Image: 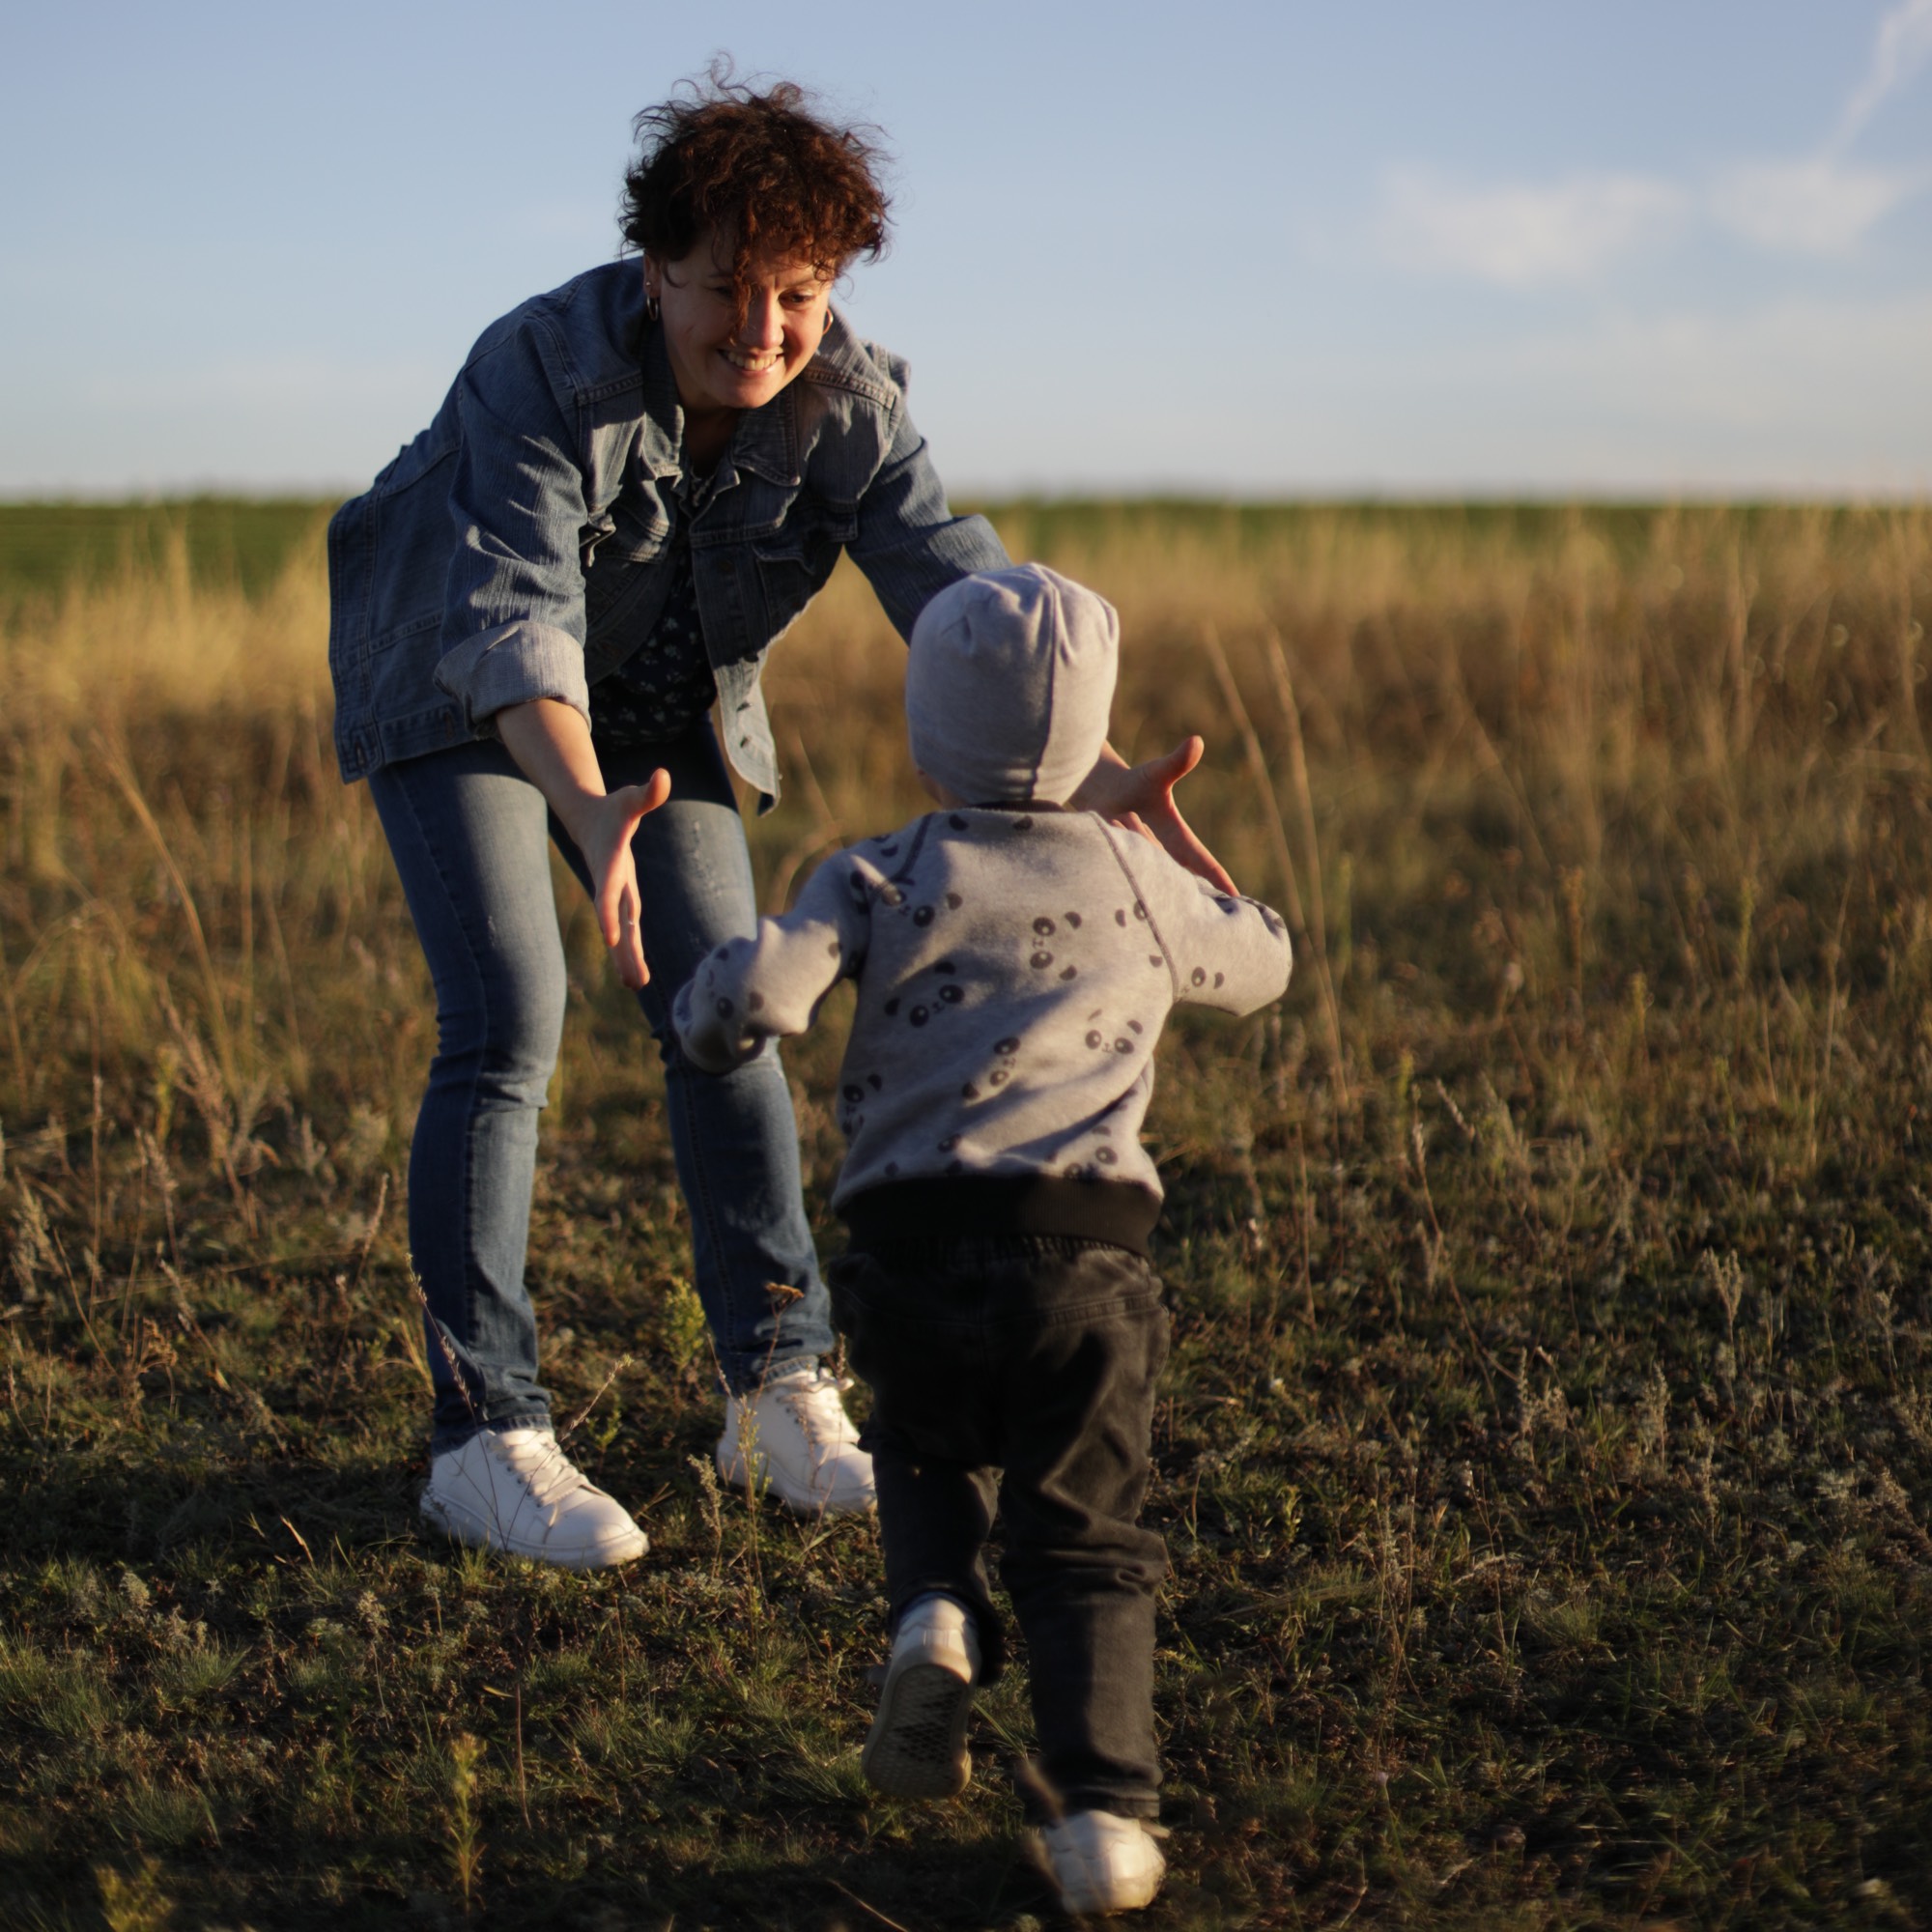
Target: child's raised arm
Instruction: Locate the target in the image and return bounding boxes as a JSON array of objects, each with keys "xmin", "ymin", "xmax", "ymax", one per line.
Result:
[
  {"xmin": 672, "ymin": 853, "xmax": 871, "ymax": 1073},
  {"xmin": 1105, "ymin": 829, "xmax": 1293, "ymax": 1018}
]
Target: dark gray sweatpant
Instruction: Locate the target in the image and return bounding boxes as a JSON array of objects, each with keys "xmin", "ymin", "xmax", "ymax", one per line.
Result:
[{"xmin": 829, "ymin": 1235, "xmax": 1170, "ymax": 1819}]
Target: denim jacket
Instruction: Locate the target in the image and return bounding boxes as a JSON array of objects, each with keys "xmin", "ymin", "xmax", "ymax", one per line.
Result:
[{"xmin": 327, "ymin": 260, "xmax": 1006, "ymax": 803}]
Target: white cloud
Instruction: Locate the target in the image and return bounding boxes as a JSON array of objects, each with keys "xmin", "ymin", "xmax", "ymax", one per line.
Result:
[
  {"xmin": 1838, "ymin": 0, "xmax": 1932, "ymax": 140},
  {"xmin": 1378, "ymin": 147, "xmax": 1926, "ymax": 288},
  {"xmin": 1378, "ymin": 3, "xmax": 1932, "ymax": 292},
  {"xmin": 1378, "ymin": 168, "xmax": 1686, "ymax": 288},
  {"xmin": 1709, "ymin": 155, "xmax": 1927, "ymax": 254}
]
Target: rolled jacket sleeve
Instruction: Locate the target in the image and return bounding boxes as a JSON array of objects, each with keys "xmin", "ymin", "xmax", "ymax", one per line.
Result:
[
  {"xmin": 432, "ymin": 618, "xmax": 590, "ymax": 731},
  {"xmin": 431, "ymin": 326, "xmax": 596, "ymax": 731}
]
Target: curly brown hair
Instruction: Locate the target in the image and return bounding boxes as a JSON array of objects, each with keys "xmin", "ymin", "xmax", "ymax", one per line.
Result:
[{"xmin": 620, "ymin": 68, "xmax": 890, "ymax": 312}]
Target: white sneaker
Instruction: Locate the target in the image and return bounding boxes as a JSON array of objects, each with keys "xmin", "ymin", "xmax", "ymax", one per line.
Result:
[
  {"xmin": 716, "ymin": 1364, "xmax": 876, "ymax": 1516},
  {"xmin": 1038, "ymin": 1810, "xmax": 1167, "ymax": 1916},
  {"xmin": 421, "ymin": 1427, "xmax": 647, "ymax": 1571},
  {"xmin": 862, "ymin": 1593, "xmax": 981, "ymax": 1799}
]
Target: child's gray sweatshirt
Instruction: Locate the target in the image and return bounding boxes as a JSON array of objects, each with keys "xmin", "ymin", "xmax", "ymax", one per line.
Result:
[{"xmin": 672, "ymin": 805, "xmax": 1291, "ymax": 1247}]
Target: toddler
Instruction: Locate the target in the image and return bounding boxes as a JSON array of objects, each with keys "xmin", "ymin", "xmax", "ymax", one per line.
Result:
[{"xmin": 673, "ymin": 563, "xmax": 1290, "ymax": 1915}]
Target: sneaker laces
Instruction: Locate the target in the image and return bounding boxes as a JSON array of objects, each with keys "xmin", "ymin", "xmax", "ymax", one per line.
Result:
[
  {"xmin": 490, "ymin": 1430, "xmax": 591, "ymax": 1511},
  {"xmin": 772, "ymin": 1369, "xmax": 862, "ymax": 1450}
]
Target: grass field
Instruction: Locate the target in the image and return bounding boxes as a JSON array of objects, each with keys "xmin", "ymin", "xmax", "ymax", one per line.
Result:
[{"xmin": 1, "ymin": 497, "xmax": 1929, "ymax": 1930}]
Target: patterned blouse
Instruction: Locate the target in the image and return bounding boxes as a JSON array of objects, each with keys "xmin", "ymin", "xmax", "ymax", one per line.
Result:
[{"xmin": 588, "ymin": 467, "xmax": 720, "ymax": 748}]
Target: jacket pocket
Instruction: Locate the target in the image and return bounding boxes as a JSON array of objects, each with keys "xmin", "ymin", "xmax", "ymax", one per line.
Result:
[
  {"xmin": 371, "ymin": 608, "xmax": 443, "ymax": 658},
  {"xmin": 583, "ymin": 550, "xmax": 663, "ymax": 639},
  {"xmin": 749, "ymin": 508, "xmax": 855, "ymax": 639}
]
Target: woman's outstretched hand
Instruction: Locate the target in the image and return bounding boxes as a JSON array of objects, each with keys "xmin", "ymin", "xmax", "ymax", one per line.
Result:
[
  {"xmin": 583, "ymin": 771, "xmax": 673, "ymax": 988},
  {"xmin": 1072, "ymin": 737, "xmax": 1237, "ymax": 895},
  {"xmin": 496, "ymin": 698, "xmax": 673, "ymax": 990}
]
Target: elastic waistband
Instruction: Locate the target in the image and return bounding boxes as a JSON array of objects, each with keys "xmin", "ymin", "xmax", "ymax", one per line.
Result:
[{"xmin": 838, "ymin": 1176, "xmax": 1161, "ymax": 1256}]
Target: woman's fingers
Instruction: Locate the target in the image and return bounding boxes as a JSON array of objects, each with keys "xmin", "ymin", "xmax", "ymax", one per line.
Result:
[
  {"xmin": 597, "ymin": 856, "xmax": 649, "ymax": 986},
  {"xmin": 1124, "ymin": 738, "xmax": 1238, "ymax": 893},
  {"xmin": 1151, "ymin": 800, "xmax": 1237, "ymax": 894},
  {"xmin": 594, "ymin": 772, "xmax": 672, "ymax": 989},
  {"xmin": 1082, "ymin": 736, "xmax": 1204, "ymax": 820},
  {"xmin": 611, "ymin": 768, "xmax": 672, "ymax": 838},
  {"xmin": 638, "ymin": 768, "xmax": 675, "ymax": 815},
  {"xmin": 612, "ymin": 887, "xmax": 650, "ymax": 989},
  {"xmin": 1147, "ymin": 734, "xmax": 1206, "ymax": 788},
  {"xmin": 1075, "ymin": 737, "xmax": 1236, "ymax": 889}
]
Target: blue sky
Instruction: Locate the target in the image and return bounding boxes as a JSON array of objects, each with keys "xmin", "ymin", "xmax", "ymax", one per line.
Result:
[{"xmin": 2, "ymin": 1, "xmax": 1928, "ymax": 497}]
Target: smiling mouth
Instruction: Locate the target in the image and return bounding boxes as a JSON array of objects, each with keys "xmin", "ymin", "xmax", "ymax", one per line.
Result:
[{"xmin": 723, "ymin": 348, "xmax": 782, "ymax": 374}]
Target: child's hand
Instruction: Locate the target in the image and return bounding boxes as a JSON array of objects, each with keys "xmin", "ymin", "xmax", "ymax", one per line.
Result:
[{"xmin": 1074, "ymin": 737, "xmax": 1238, "ymax": 895}]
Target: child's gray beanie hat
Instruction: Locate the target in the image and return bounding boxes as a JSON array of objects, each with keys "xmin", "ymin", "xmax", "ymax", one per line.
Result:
[{"xmin": 905, "ymin": 563, "xmax": 1119, "ymax": 807}]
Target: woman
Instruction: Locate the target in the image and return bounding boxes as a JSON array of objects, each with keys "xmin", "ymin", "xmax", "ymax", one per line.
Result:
[{"xmin": 327, "ymin": 74, "xmax": 1225, "ymax": 1569}]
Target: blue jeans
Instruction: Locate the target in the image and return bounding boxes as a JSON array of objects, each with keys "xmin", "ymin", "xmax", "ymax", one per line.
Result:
[{"xmin": 368, "ymin": 721, "xmax": 834, "ymax": 1451}]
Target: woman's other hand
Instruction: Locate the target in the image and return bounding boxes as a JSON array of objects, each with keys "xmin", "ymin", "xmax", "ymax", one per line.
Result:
[
  {"xmin": 1073, "ymin": 737, "xmax": 1237, "ymax": 895},
  {"xmin": 496, "ymin": 698, "xmax": 672, "ymax": 989}
]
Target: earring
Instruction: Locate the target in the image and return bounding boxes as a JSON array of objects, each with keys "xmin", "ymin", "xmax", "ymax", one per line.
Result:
[{"xmin": 645, "ymin": 291, "xmax": 662, "ymax": 324}]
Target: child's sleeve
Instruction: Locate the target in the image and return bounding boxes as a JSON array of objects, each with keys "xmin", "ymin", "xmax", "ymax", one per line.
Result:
[
  {"xmin": 1110, "ymin": 831, "xmax": 1293, "ymax": 1016},
  {"xmin": 672, "ymin": 852, "xmax": 870, "ymax": 1074}
]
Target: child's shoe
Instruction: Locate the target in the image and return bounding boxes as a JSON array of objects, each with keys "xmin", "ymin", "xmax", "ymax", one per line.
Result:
[
  {"xmin": 861, "ymin": 1593, "xmax": 980, "ymax": 1798},
  {"xmin": 1038, "ymin": 1809, "xmax": 1167, "ymax": 1916}
]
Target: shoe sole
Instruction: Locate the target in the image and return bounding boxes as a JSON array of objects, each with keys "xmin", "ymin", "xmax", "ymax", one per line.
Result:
[
  {"xmin": 419, "ymin": 1497, "xmax": 647, "ymax": 1571},
  {"xmin": 862, "ymin": 1661, "xmax": 976, "ymax": 1799}
]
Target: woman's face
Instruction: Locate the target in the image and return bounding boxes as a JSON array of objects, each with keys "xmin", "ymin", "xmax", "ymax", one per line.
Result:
[{"xmin": 646, "ymin": 230, "xmax": 835, "ymax": 422}]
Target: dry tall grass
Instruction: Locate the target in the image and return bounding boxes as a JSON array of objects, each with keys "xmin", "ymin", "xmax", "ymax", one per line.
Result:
[
  {"xmin": 3, "ymin": 501, "xmax": 1928, "ymax": 1299},
  {"xmin": 6, "ymin": 505, "xmax": 1926, "ymax": 1115}
]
